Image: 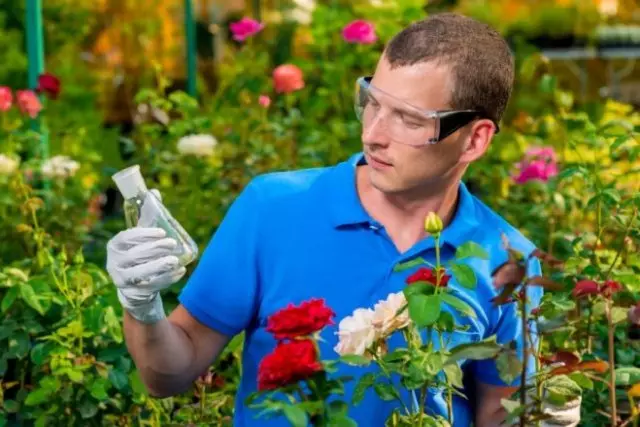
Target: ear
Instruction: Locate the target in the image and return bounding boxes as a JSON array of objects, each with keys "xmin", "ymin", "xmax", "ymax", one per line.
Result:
[{"xmin": 459, "ymin": 119, "xmax": 496, "ymax": 163}]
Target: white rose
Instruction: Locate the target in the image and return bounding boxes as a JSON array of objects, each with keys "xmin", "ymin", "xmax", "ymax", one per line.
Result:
[
  {"xmin": 372, "ymin": 291, "xmax": 410, "ymax": 338},
  {"xmin": 41, "ymin": 155, "xmax": 80, "ymax": 179},
  {"xmin": 0, "ymin": 155, "xmax": 19, "ymax": 175},
  {"xmin": 176, "ymin": 134, "xmax": 217, "ymax": 157},
  {"xmin": 334, "ymin": 308, "xmax": 377, "ymax": 357}
]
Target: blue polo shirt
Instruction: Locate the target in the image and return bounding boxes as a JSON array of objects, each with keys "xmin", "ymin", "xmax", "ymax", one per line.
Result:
[{"xmin": 178, "ymin": 152, "xmax": 542, "ymax": 427}]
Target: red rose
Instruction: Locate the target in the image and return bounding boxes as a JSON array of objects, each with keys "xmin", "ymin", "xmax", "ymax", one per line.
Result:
[
  {"xmin": 572, "ymin": 280, "xmax": 599, "ymax": 298},
  {"xmin": 257, "ymin": 340, "xmax": 322, "ymax": 391},
  {"xmin": 36, "ymin": 73, "xmax": 61, "ymax": 99},
  {"xmin": 266, "ymin": 298, "xmax": 335, "ymax": 340},
  {"xmin": 406, "ymin": 267, "xmax": 450, "ymax": 287},
  {"xmin": 601, "ymin": 280, "xmax": 622, "ymax": 296}
]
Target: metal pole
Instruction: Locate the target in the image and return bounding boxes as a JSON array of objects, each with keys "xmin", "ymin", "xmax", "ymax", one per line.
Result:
[
  {"xmin": 185, "ymin": 0, "xmax": 197, "ymax": 97},
  {"xmin": 26, "ymin": 0, "xmax": 49, "ymax": 161},
  {"xmin": 253, "ymin": 0, "xmax": 261, "ymax": 22}
]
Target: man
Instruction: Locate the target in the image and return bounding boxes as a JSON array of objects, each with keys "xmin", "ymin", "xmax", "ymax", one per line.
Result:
[{"xmin": 106, "ymin": 13, "xmax": 581, "ymax": 427}]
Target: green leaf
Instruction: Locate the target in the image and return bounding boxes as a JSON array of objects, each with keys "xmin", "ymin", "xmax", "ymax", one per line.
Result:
[
  {"xmin": 65, "ymin": 368, "xmax": 84, "ymax": 383},
  {"xmin": 352, "ymin": 373, "xmax": 376, "ymax": 406},
  {"xmin": 90, "ymin": 378, "xmax": 111, "ymax": 401},
  {"xmin": 539, "ymin": 74, "xmax": 556, "ymax": 94},
  {"xmin": 129, "ymin": 370, "xmax": 148, "ymax": 396},
  {"xmin": 568, "ymin": 372, "xmax": 594, "ymax": 390},
  {"xmin": 611, "ymin": 134, "xmax": 630, "ymax": 151},
  {"xmin": 3, "ymin": 400, "xmax": 19, "ymax": 413},
  {"xmin": 496, "ymin": 351, "xmax": 523, "ymax": 385},
  {"xmin": 403, "ymin": 282, "xmax": 435, "ymax": 298},
  {"xmin": 441, "ymin": 293, "xmax": 476, "ymax": 319},
  {"xmin": 108, "ymin": 369, "xmax": 129, "ymax": 391},
  {"xmin": 1, "ymin": 287, "xmax": 18, "ymax": 313},
  {"xmin": 103, "ymin": 307, "xmax": 123, "ymax": 344},
  {"xmin": 611, "ymin": 307, "xmax": 629, "ymax": 325},
  {"xmin": 328, "ymin": 401, "xmax": 349, "ymax": 417},
  {"xmin": 19, "ymin": 284, "xmax": 45, "ymax": 315},
  {"xmin": 557, "ymin": 166, "xmax": 584, "ymax": 181},
  {"xmin": 455, "ymin": 242, "xmax": 489, "ymax": 260},
  {"xmin": 283, "ymin": 404, "xmax": 308, "ymax": 427},
  {"xmin": 500, "ymin": 398, "xmax": 521, "ymax": 414},
  {"xmin": 393, "ymin": 257, "xmax": 429, "ymax": 272},
  {"xmin": 24, "ymin": 388, "xmax": 50, "ymax": 406},
  {"xmin": 7, "ymin": 332, "xmax": 30, "ymax": 359},
  {"xmin": 443, "ymin": 363, "xmax": 464, "ymax": 388},
  {"xmin": 449, "ymin": 263, "xmax": 476, "ymax": 289},
  {"xmin": 615, "ymin": 367, "xmax": 640, "ymax": 386},
  {"xmin": 374, "ymin": 382, "xmax": 400, "ymax": 401},
  {"xmin": 40, "ymin": 376, "xmax": 61, "ymax": 393},
  {"xmin": 544, "ymin": 375, "xmax": 582, "ymax": 406},
  {"xmin": 408, "ymin": 294, "xmax": 441, "ymax": 327},
  {"xmin": 340, "ymin": 354, "xmax": 371, "ymax": 366},
  {"xmin": 30, "ymin": 343, "xmax": 53, "ymax": 366},
  {"xmin": 78, "ymin": 399, "xmax": 98, "ymax": 419},
  {"xmin": 446, "ymin": 336, "xmax": 502, "ymax": 365}
]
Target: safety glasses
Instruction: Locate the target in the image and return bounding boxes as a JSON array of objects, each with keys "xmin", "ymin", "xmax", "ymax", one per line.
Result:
[{"xmin": 354, "ymin": 76, "xmax": 499, "ymax": 146}]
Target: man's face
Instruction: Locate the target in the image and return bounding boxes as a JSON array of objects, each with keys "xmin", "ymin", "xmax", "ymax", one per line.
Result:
[{"xmin": 360, "ymin": 56, "xmax": 470, "ymax": 195}]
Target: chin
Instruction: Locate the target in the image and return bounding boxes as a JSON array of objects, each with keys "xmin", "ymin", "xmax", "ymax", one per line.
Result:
[{"xmin": 368, "ymin": 169, "xmax": 405, "ymax": 194}]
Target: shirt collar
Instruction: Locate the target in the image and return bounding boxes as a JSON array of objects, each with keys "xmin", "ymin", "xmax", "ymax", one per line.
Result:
[{"xmin": 326, "ymin": 151, "xmax": 480, "ymax": 249}]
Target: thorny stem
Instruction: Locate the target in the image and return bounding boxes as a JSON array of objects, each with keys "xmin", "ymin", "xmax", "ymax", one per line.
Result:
[
  {"xmin": 606, "ymin": 297, "xmax": 617, "ymax": 427},
  {"xmin": 520, "ymin": 286, "xmax": 529, "ymax": 427},
  {"xmin": 604, "ymin": 208, "xmax": 638, "ymax": 282}
]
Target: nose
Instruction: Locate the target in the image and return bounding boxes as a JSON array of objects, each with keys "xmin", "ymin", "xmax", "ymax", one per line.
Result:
[{"xmin": 361, "ymin": 112, "xmax": 391, "ymax": 147}]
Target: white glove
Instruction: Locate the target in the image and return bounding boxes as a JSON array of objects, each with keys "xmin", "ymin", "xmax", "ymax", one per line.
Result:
[
  {"xmin": 106, "ymin": 189, "xmax": 187, "ymax": 324},
  {"xmin": 540, "ymin": 395, "xmax": 581, "ymax": 427}
]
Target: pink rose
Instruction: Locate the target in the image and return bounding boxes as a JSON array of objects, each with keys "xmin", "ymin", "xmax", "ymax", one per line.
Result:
[
  {"xmin": 259, "ymin": 95, "xmax": 271, "ymax": 108},
  {"xmin": 229, "ymin": 17, "xmax": 264, "ymax": 42},
  {"xmin": 273, "ymin": 64, "xmax": 305, "ymax": 94},
  {"xmin": 342, "ymin": 20, "xmax": 377, "ymax": 44},
  {"xmin": 16, "ymin": 90, "xmax": 42, "ymax": 118},
  {"xmin": 514, "ymin": 145, "xmax": 559, "ymax": 184},
  {"xmin": 0, "ymin": 86, "xmax": 12, "ymax": 112}
]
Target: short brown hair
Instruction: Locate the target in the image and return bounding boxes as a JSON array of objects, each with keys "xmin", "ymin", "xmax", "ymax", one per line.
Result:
[{"xmin": 384, "ymin": 13, "xmax": 514, "ymax": 124}]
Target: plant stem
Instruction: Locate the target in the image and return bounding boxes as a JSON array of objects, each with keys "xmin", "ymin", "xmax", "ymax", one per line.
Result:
[
  {"xmin": 606, "ymin": 297, "xmax": 617, "ymax": 427},
  {"xmin": 603, "ymin": 208, "xmax": 638, "ymax": 282},
  {"xmin": 520, "ymin": 286, "xmax": 529, "ymax": 427}
]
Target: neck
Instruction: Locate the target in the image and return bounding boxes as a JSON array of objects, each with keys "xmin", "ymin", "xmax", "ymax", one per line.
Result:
[{"xmin": 357, "ymin": 166, "xmax": 462, "ymax": 249}]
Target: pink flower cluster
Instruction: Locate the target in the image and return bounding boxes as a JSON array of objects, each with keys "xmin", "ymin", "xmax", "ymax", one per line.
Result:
[
  {"xmin": 342, "ymin": 20, "xmax": 377, "ymax": 44},
  {"xmin": 229, "ymin": 17, "xmax": 264, "ymax": 42},
  {"xmin": 0, "ymin": 87, "xmax": 42, "ymax": 118},
  {"xmin": 513, "ymin": 146, "xmax": 559, "ymax": 184},
  {"xmin": 0, "ymin": 73, "xmax": 61, "ymax": 118}
]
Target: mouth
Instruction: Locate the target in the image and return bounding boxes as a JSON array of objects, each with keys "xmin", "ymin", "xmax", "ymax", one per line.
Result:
[{"xmin": 367, "ymin": 153, "xmax": 393, "ymax": 169}]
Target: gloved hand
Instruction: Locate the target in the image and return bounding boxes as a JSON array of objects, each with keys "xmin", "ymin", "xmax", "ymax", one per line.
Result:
[
  {"xmin": 540, "ymin": 395, "xmax": 581, "ymax": 427},
  {"xmin": 106, "ymin": 189, "xmax": 187, "ymax": 324}
]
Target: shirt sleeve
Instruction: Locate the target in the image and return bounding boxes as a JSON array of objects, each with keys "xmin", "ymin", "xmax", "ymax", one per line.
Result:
[
  {"xmin": 177, "ymin": 179, "xmax": 262, "ymax": 337},
  {"xmin": 472, "ymin": 254, "xmax": 543, "ymax": 387}
]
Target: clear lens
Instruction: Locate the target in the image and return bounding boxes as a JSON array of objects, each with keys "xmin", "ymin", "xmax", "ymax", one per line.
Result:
[{"xmin": 355, "ymin": 78, "xmax": 440, "ymax": 146}]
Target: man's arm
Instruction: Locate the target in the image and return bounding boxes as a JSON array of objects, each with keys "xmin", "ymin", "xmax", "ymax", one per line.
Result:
[
  {"xmin": 123, "ymin": 304, "xmax": 230, "ymax": 397},
  {"xmin": 474, "ymin": 382, "xmax": 518, "ymax": 427}
]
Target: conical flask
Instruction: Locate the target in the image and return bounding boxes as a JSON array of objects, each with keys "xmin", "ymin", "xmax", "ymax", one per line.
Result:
[{"xmin": 112, "ymin": 165, "xmax": 199, "ymax": 267}]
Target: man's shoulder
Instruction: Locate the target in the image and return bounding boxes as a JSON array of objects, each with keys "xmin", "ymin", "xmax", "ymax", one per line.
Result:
[
  {"xmin": 243, "ymin": 164, "xmax": 337, "ymax": 205},
  {"xmin": 470, "ymin": 194, "xmax": 538, "ymax": 256}
]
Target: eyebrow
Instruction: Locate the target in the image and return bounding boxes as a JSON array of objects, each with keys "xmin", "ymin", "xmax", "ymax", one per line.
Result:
[{"xmin": 367, "ymin": 91, "xmax": 428, "ymax": 121}]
